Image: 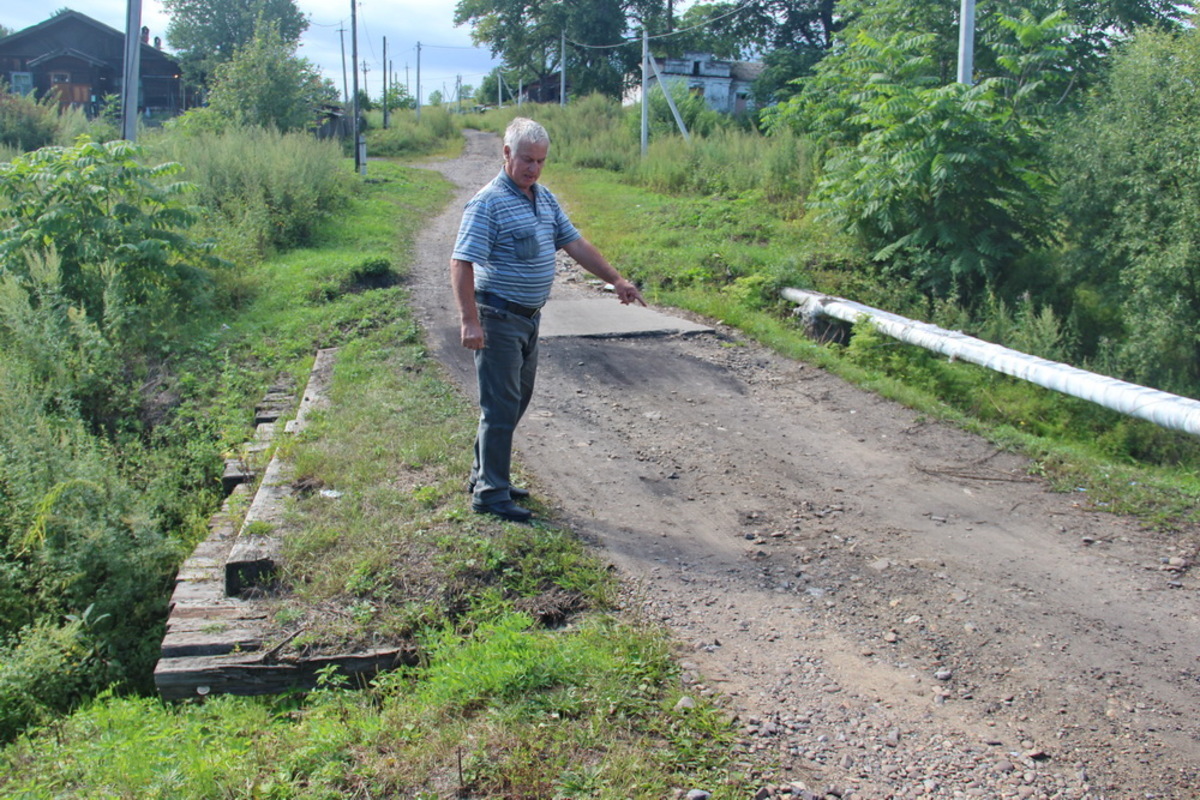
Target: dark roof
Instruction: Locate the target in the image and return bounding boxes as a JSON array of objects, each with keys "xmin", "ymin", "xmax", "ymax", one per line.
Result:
[
  {"xmin": 0, "ymin": 9, "xmax": 176, "ymax": 64},
  {"xmin": 1, "ymin": 9, "xmax": 125, "ymax": 43}
]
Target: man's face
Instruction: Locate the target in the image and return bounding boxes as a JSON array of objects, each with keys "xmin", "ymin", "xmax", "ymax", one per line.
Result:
[{"xmin": 503, "ymin": 140, "xmax": 548, "ymax": 192}]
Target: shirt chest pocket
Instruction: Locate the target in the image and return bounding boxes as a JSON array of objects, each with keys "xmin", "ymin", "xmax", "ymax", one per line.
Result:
[{"xmin": 510, "ymin": 226, "xmax": 541, "ymax": 261}]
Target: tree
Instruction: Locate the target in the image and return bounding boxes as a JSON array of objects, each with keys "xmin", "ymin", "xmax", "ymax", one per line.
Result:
[
  {"xmin": 675, "ymin": 0, "xmax": 840, "ymax": 54},
  {"xmin": 831, "ymin": 0, "xmax": 1195, "ymax": 96},
  {"xmin": 751, "ymin": 44, "xmax": 825, "ymax": 105},
  {"xmin": 766, "ymin": 12, "xmax": 1070, "ymax": 302},
  {"xmin": 1057, "ymin": 27, "xmax": 1200, "ymax": 393},
  {"xmin": 476, "ymin": 69, "xmax": 518, "ymax": 106},
  {"xmin": 163, "ymin": 0, "xmax": 309, "ymax": 88},
  {"xmin": 455, "ymin": 0, "xmax": 666, "ymax": 101},
  {"xmin": 382, "ymin": 83, "xmax": 416, "ymax": 112},
  {"xmin": 204, "ymin": 23, "xmax": 334, "ymax": 132},
  {"xmin": 666, "ymin": 3, "xmax": 760, "ymax": 59}
]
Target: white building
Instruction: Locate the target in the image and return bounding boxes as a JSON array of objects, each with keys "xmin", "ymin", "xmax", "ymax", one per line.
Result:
[{"xmin": 646, "ymin": 52, "xmax": 763, "ymax": 114}]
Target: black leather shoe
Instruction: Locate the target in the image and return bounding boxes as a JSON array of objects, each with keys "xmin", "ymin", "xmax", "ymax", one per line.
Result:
[
  {"xmin": 468, "ymin": 482, "xmax": 530, "ymax": 499},
  {"xmin": 472, "ymin": 499, "xmax": 533, "ymax": 522}
]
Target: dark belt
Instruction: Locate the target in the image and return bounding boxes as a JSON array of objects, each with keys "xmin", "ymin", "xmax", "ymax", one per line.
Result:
[{"xmin": 475, "ymin": 290, "xmax": 542, "ymax": 318}]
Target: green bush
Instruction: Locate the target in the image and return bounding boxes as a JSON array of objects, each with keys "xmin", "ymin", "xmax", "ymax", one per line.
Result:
[
  {"xmin": 767, "ymin": 14, "xmax": 1066, "ymax": 303},
  {"xmin": 0, "ymin": 89, "xmax": 58, "ymax": 152},
  {"xmin": 0, "ymin": 364, "xmax": 183, "ymax": 739},
  {"xmin": 1057, "ymin": 27, "xmax": 1200, "ymax": 395},
  {"xmin": 365, "ymin": 106, "xmax": 459, "ymax": 158},
  {"xmin": 203, "ymin": 22, "xmax": 333, "ymax": 133},
  {"xmin": 0, "ymin": 138, "xmax": 214, "ymax": 341},
  {"xmin": 0, "ymin": 620, "xmax": 93, "ymax": 740}
]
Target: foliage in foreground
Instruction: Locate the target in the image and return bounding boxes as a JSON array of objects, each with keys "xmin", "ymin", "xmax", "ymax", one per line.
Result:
[
  {"xmin": 0, "ymin": 127, "xmax": 359, "ymax": 741},
  {"xmin": 0, "ymin": 615, "xmax": 744, "ymax": 798},
  {"xmin": 0, "ymin": 152, "xmax": 749, "ymax": 795}
]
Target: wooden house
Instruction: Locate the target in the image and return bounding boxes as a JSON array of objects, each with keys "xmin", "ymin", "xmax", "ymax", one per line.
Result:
[{"xmin": 0, "ymin": 10, "xmax": 186, "ymax": 116}]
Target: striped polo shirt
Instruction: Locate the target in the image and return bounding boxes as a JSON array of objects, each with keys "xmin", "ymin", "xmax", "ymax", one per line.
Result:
[{"xmin": 452, "ymin": 169, "xmax": 581, "ymax": 308}]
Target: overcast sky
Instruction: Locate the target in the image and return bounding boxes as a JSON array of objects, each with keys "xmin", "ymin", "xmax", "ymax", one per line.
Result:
[{"xmin": 3, "ymin": 1, "xmax": 507, "ymax": 104}]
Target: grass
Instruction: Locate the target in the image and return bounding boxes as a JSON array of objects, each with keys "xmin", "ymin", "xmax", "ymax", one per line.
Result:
[{"xmin": 0, "ymin": 147, "xmax": 756, "ymax": 798}]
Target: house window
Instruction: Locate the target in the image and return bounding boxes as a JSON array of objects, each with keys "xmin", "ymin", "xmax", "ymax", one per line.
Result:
[
  {"xmin": 9, "ymin": 72, "xmax": 33, "ymax": 94},
  {"xmin": 692, "ymin": 60, "xmax": 701, "ymax": 76},
  {"xmin": 51, "ymin": 72, "xmax": 70, "ymax": 85}
]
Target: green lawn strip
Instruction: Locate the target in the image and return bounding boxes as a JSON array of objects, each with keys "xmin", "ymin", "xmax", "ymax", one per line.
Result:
[
  {"xmin": 0, "ymin": 158, "xmax": 755, "ymax": 799},
  {"xmin": 548, "ymin": 166, "xmax": 1200, "ymax": 531}
]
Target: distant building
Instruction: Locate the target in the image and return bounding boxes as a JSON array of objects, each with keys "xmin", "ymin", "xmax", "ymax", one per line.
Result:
[
  {"xmin": 0, "ymin": 10, "xmax": 187, "ymax": 116},
  {"xmin": 646, "ymin": 52, "xmax": 763, "ymax": 114},
  {"xmin": 517, "ymin": 72, "xmax": 570, "ymax": 106}
]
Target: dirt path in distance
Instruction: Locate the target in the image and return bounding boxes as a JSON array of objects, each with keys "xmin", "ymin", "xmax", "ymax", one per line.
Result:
[{"xmin": 406, "ymin": 130, "xmax": 1200, "ymax": 799}]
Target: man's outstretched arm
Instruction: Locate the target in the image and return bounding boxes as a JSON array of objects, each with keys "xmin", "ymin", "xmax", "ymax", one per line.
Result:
[{"xmin": 562, "ymin": 237, "xmax": 646, "ymax": 306}]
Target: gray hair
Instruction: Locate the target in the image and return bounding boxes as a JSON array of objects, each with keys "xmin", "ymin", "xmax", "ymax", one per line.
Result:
[{"xmin": 504, "ymin": 117, "xmax": 550, "ymax": 150}]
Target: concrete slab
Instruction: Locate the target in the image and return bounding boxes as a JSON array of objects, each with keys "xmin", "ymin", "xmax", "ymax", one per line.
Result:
[{"xmin": 539, "ymin": 297, "xmax": 713, "ymax": 339}]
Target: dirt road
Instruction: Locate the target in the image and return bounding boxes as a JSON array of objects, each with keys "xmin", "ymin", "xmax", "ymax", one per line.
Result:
[{"xmin": 407, "ymin": 130, "xmax": 1200, "ymax": 799}]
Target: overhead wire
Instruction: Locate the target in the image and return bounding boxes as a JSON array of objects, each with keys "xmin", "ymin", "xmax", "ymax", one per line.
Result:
[{"xmin": 566, "ymin": 0, "xmax": 761, "ymax": 50}]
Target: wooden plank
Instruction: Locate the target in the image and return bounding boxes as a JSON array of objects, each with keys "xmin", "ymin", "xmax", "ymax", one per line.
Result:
[
  {"xmin": 160, "ymin": 627, "xmax": 266, "ymax": 658},
  {"xmin": 154, "ymin": 647, "xmax": 417, "ymax": 700},
  {"xmin": 166, "ymin": 605, "xmax": 269, "ymax": 622}
]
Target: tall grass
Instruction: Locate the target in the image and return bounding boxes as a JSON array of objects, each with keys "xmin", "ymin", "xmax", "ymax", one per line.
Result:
[
  {"xmin": 364, "ymin": 105, "xmax": 461, "ymax": 158},
  {"xmin": 472, "ymin": 96, "xmax": 818, "ymax": 216},
  {"xmin": 150, "ymin": 126, "xmax": 352, "ymax": 264}
]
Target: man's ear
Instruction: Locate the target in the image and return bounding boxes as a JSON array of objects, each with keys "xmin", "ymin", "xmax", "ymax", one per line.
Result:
[{"xmin": 502, "ymin": 144, "xmax": 512, "ymax": 161}]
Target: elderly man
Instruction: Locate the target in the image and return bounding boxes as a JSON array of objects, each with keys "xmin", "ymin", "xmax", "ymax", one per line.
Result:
[{"xmin": 451, "ymin": 117, "xmax": 645, "ymax": 522}]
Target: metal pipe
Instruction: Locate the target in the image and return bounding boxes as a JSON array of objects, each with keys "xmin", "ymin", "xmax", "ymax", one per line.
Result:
[{"xmin": 783, "ymin": 288, "xmax": 1200, "ymax": 437}]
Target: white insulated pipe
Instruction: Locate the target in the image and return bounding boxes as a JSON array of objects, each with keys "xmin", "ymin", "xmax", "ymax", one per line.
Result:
[{"xmin": 783, "ymin": 288, "xmax": 1200, "ymax": 437}]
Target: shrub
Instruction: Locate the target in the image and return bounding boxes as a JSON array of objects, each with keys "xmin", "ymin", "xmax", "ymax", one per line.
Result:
[
  {"xmin": 1057, "ymin": 27, "xmax": 1200, "ymax": 395},
  {"xmin": 0, "ymin": 89, "xmax": 58, "ymax": 152},
  {"xmin": 0, "ymin": 620, "xmax": 93, "ymax": 740},
  {"xmin": 0, "ymin": 138, "xmax": 215, "ymax": 348},
  {"xmin": 766, "ymin": 12, "xmax": 1070, "ymax": 303}
]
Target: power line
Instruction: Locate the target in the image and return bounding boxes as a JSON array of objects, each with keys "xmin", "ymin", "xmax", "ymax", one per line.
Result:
[{"xmin": 567, "ymin": 0, "xmax": 760, "ymax": 50}]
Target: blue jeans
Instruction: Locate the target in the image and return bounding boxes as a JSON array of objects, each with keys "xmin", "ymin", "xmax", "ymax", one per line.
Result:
[{"xmin": 471, "ymin": 303, "xmax": 540, "ymax": 505}]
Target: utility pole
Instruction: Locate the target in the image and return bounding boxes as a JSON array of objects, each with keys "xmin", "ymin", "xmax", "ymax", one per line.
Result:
[
  {"xmin": 416, "ymin": 42, "xmax": 422, "ymax": 122},
  {"xmin": 560, "ymin": 30, "xmax": 566, "ymax": 106},
  {"xmin": 957, "ymin": 0, "xmax": 976, "ymax": 85},
  {"xmin": 640, "ymin": 27, "xmax": 649, "ymax": 156},
  {"xmin": 351, "ymin": 0, "xmax": 363, "ymax": 174},
  {"xmin": 382, "ymin": 37, "xmax": 389, "ymax": 128},
  {"xmin": 121, "ymin": 0, "xmax": 143, "ymax": 141},
  {"xmin": 361, "ymin": 60, "xmax": 370, "ymax": 98},
  {"xmin": 338, "ymin": 27, "xmax": 348, "ymax": 104}
]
